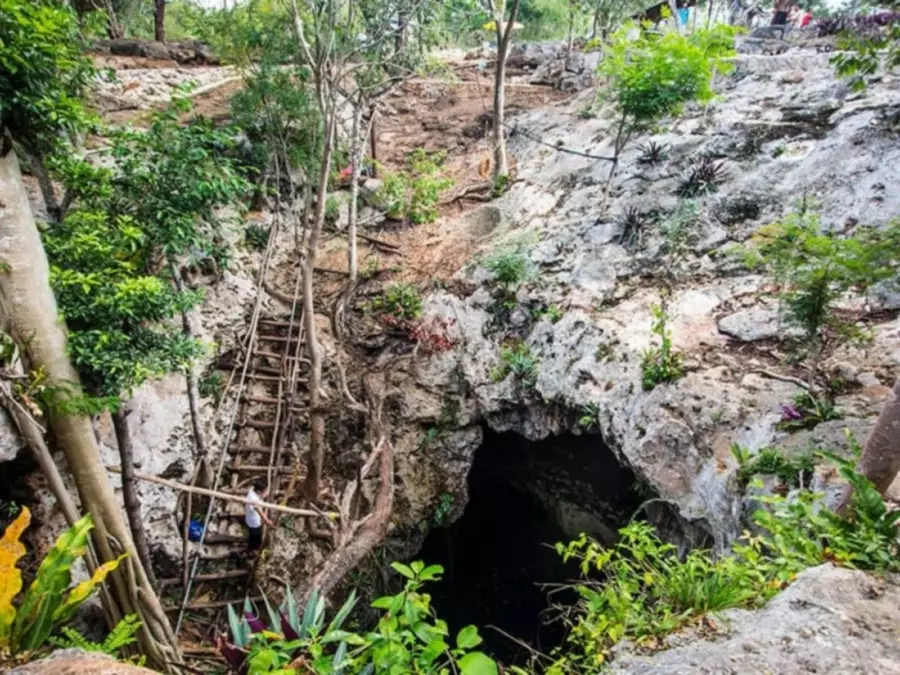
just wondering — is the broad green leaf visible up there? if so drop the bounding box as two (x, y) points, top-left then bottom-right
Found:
(53, 553), (126, 625)
(391, 562), (415, 579)
(459, 651), (499, 675)
(0, 507), (30, 648)
(456, 624), (482, 650)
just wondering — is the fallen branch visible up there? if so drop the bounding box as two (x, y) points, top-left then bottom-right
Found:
(108, 468), (336, 519)
(753, 368), (810, 390)
(358, 233), (400, 252)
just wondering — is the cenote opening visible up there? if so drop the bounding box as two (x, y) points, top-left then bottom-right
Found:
(418, 428), (646, 666)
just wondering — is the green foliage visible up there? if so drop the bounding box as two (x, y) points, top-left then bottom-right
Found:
(223, 564), (497, 674)
(483, 250), (531, 290)
(640, 297), (683, 391)
(42, 211), (202, 399)
(324, 195), (341, 226)
(598, 23), (738, 143)
(43, 100), (250, 404)
(732, 446), (815, 487)
(0, 509), (124, 657)
(659, 199), (701, 262)
(0, 0), (98, 153)
(371, 283), (424, 320)
(777, 391), (841, 432)
(244, 223), (270, 251)
(375, 149), (453, 224)
(49, 614), (143, 664)
(199, 370), (225, 404)
(552, 522), (765, 671)
(553, 448), (899, 671)
(832, 20), (900, 92)
(489, 342), (538, 385)
(578, 402), (600, 430)
(743, 209), (900, 379)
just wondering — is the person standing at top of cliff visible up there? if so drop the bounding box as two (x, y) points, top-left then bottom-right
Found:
(772, 0), (792, 25)
(246, 480), (273, 554)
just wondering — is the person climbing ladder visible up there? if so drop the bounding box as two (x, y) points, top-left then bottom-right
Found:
(245, 480), (274, 554)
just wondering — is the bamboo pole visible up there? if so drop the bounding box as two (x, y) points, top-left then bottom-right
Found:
(107, 468), (336, 519)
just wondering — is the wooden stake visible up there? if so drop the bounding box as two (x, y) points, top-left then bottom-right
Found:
(107, 468), (335, 519)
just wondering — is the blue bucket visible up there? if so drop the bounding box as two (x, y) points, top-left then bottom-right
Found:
(188, 519), (204, 542)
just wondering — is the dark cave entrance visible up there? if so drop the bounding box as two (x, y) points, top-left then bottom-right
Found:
(417, 428), (644, 666)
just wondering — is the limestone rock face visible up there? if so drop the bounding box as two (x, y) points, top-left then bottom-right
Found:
(391, 50), (900, 547)
(10, 649), (156, 675)
(608, 565), (900, 674)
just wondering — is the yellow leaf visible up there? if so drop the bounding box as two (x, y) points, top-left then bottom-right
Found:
(52, 554), (126, 625)
(0, 508), (31, 647)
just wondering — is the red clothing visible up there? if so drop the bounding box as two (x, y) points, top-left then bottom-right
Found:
(800, 12), (812, 26)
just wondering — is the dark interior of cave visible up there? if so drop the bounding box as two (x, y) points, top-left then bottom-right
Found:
(417, 428), (643, 666)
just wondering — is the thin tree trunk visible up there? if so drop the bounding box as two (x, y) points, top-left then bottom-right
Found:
(103, 0), (123, 39)
(169, 263), (209, 459)
(347, 104), (364, 285)
(302, 107), (337, 501)
(112, 404), (157, 589)
(299, 384), (392, 602)
(0, 143), (180, 671)
(155, 0), (166, 42)
(491, 0), (521, 183)
(855, 378), (900, 493)
(836, 378), (900, 512)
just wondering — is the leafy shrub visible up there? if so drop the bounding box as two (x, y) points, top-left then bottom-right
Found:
(676, 156), (726, 197)
(640, 298), (683, 390)
(244, 223), (270, 251)
(777, 391), (841, 432)
(483, 250), (531, 290)
(597, 23), (738, 179)
(199, 370), (224, 404)
(374, 149), (453, 224)
(743, 209), (900, 389)
(489, 342), (538, 385)
(554, 448), (899, 671)
(371, 283), (423, 321)
(220, 563), (498, 674)
(324, 195), (341, 226)
(732, 445), (815, 487)
(0, 508), (124, 656)
(50, 614), (143, 664)
(578, 402), (600, 430)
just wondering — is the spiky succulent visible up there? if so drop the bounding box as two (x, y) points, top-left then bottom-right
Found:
(637, 140), (670, 166)
(617, 206), (648, 250)
(676, 156), (726, 198)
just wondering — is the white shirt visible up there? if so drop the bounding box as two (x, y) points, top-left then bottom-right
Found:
(246, 489), (263, 528)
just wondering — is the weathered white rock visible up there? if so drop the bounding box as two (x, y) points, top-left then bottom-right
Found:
(0, 406), (24, 463)
(717, 307), (782, 342)
(608, 565), (900, 674)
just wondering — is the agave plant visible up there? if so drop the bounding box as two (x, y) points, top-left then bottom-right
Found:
(0, 508), (124, 656)
(677, 156), (726, 198)
(637, 140), (670, 166)
(220, 588), (358, 674)
(617, 206), (648, 250)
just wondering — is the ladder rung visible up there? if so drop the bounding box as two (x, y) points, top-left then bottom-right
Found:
(239, 419), (277, 429)
(164, 596), (263, 612)
(160, 570), (249, 587)
(228, 464), (293, 473)
(259, 319), (304, 328)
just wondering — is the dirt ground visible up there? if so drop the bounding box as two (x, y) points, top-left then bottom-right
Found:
(92, 52), (569, 290)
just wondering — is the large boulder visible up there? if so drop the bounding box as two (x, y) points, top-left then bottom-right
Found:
(609, 565), (900, 674)
(10, 650), (156, 675)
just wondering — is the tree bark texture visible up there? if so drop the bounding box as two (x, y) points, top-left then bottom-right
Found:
(855, 379), (900, 494)
(23, 148), (61, 223)
(491, 0), (522, 183)
(0, 146), (180, 671)
(302, 106), (337, 501)
(112, 405), (157, 589)
(155, 0), (166, 42)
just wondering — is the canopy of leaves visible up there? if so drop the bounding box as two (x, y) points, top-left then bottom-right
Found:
(598, 22), (738, 129)
(0, 0), (97, 152)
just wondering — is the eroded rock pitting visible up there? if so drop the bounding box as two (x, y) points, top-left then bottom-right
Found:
(418, 428), (642, 664)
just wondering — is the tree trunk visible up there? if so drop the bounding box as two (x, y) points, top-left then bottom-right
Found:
(347, 104), (364, 285)
(299, 383), (392, 602)
(491, 0), (521, 184)
(112, 404), (157, 589)
(104, 0), (123, 39)
(0, 143), (180, 671)
(155, 0), (166, 43)
(170, 264), (209, 459)
(302, 108), (337, 501)
(836, 379), (900, 512)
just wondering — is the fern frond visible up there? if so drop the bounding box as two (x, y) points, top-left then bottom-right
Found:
(101, 614), (141, 654)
